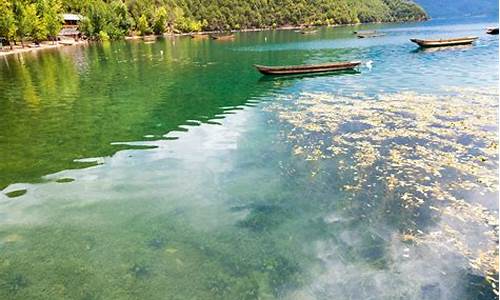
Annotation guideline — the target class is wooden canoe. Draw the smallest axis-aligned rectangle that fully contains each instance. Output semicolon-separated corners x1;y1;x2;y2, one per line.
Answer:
254;61;362;75
486;28;499;35
190;34;209;39
410;36;478;47
298;29;318;35
210;34;235;40
357;32;385;38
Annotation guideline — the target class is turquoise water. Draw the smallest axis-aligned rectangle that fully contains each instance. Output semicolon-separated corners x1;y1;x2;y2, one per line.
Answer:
0;17;498;299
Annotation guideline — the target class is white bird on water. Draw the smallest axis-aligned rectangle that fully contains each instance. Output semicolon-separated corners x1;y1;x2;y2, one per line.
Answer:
365;60;373;70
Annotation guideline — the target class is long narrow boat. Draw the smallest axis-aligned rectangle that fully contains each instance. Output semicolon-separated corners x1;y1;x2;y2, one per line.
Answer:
486;28;499;35
357;31;385;38
190;34;209;39
254;61;361;75
210;34;235;40
298;29;318;35
410;36;478;48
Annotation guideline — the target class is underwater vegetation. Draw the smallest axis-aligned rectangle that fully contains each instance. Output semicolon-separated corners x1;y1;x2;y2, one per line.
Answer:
236;204;292;232
268;86;499;296
0;273;29;294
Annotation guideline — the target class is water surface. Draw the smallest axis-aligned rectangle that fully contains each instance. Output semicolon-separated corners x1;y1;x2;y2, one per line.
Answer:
0;17;498;299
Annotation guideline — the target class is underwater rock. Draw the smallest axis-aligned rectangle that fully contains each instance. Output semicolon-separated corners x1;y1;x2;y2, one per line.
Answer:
5;189;27;198
147;237;167;250
207;274;232;296
129;264;151;279
421;283;441;299
237;204;290;232
1;273;29;292
262;255;300;290
55;178;75;183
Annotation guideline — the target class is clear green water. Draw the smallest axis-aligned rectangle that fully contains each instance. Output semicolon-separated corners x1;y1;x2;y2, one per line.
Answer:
0;18;498;299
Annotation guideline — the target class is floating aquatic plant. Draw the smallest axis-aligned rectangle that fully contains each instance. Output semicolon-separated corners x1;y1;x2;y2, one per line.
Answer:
268;86;499;295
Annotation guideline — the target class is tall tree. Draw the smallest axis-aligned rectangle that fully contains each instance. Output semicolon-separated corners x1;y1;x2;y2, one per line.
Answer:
16;3;39;47
110;0;133;37
137;14;149;36
152;6;168;34
40;0;63;43
80;0;110;38
0;0;17;49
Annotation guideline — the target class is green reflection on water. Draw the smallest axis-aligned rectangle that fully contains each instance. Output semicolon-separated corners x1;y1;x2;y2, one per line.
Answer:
0;38;275;189
0;18;498;299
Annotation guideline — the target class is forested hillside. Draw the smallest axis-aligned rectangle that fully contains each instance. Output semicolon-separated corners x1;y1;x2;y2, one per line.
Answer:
1;0;427;43
416;0;499;18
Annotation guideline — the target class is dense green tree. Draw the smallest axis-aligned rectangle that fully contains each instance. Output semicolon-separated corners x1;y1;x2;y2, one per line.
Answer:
39;0;63;43
0;1;17;49
137;14;149;36
109;0;133;37
79;0;113;39
16;3;39;47
1;0;428;43
152;7;168;34
31;10;48;42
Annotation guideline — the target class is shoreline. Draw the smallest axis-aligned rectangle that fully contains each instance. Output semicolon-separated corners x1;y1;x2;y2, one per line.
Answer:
0;40;88;58
1;20;428;57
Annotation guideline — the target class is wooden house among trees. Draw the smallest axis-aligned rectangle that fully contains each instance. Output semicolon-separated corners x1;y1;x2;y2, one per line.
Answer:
58;13;82;41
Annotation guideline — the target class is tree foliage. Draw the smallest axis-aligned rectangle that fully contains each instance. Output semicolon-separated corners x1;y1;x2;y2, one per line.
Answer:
0;1;17;48
40;0;63;41
0;0;427;43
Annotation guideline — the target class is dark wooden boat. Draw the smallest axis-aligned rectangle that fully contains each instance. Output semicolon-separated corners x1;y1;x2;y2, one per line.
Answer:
357;30;385;38
190;34;209;39
210;33;235;40
486;28;499;35
298;29;318;35
410;36;478;48
254;61;362;75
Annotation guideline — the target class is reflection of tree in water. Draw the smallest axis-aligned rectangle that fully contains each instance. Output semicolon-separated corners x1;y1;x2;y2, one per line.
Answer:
0;39;274;189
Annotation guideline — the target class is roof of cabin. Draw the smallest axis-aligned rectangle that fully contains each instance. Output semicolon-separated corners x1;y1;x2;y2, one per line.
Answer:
63;14;83;21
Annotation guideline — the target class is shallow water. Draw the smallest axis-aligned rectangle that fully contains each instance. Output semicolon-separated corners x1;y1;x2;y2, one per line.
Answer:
0;17;498;299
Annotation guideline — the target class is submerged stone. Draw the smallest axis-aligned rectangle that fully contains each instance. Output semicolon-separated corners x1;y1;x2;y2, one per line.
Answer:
421;283;441;300
55;178;75;183
2;273;29;292
5;189;27;198
129;264;151;279
237;204;290;232
147;237;167;250
207;274;232;296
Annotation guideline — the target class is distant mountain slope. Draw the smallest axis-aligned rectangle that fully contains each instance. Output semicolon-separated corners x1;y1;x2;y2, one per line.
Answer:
181;0;429;29
63;0;428;36
415;0;499;18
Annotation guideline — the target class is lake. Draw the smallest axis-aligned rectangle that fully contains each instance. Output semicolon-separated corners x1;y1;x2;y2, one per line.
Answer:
0;17;498;299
